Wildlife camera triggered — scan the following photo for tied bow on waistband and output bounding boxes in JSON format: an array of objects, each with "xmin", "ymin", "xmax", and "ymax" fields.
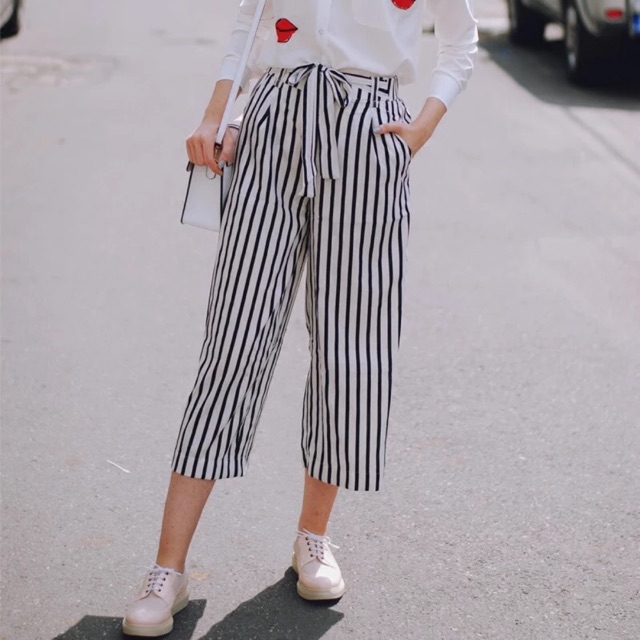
[{"xmin": 285, "ymin": 64, "xmax": 351, "ymax": 198}]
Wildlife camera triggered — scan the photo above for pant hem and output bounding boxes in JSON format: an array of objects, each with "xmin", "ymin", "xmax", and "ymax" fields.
[
  {"xmin": 171, "ymin": 454, "xmax": 248, "ymax": 482},
  {"xmin": 304, "ymin": 464, "xmax": 384, "ymax": 492}
]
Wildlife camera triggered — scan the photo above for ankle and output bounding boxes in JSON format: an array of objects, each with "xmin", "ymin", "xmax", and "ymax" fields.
[
  {"xmin": 155, "ymin": 558, "xmax": 186, "ymax": 574},
  {"xmin": 297, "ymin": 524, "xmax": 328, "ymax": 537}
]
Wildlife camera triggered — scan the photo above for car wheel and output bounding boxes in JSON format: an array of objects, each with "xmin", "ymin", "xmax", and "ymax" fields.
[
  {"xmin": 508, "ymin": 0, "xmax": 547, "ymax": 46},
  {"xmin": 564, "ymin": 0, "xmax": 598, "ymax": 83},
  {"xmin": 0, "ymin": 0, "xmax": 20, "ymax": 40}
]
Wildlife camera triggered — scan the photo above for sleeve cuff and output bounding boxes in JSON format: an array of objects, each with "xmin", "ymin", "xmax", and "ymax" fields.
[{"xmin": 427, "ymin": 71, "xmax": 462, "ymax": 110}]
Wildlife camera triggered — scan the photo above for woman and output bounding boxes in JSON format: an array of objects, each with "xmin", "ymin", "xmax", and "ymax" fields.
[{"xmin": 123, "ymin": 0, "xmax": 477, "ymax": 636}]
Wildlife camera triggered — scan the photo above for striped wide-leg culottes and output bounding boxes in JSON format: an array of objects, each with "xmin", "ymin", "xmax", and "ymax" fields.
[{"xmin": 172, "ymin": 65, "xmax": 411, "ymax": 491}]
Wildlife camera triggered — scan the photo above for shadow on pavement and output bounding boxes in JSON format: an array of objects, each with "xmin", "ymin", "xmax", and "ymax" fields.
[
  {"xmin": 479, "ymin": 30, "xmax": 640, "ymax": 110},
  {"xmin": 200, "ymin": 569, "xmax": 343, "ymax": 640},
  {"xmin": 53, "ymin": 599, "xmax": 207, "ymax": 639},
  {"xmin": 53, "ymin": 570, "xmax": 343, "ymax": 640}
]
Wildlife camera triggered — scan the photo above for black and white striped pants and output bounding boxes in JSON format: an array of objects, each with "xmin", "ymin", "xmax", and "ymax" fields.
[{"xmin": 173, "ymin": 65, "xmax": 411, "ymax": 491}]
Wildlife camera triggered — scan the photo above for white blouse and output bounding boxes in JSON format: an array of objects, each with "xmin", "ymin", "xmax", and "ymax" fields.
[{"xmin": 218, "ymin": 0, "xmax": 478, "ymax": 109}]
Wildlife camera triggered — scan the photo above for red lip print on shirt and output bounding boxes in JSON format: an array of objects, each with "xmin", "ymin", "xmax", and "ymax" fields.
[
  {"xmin": 391, "ymin": 0, "xmax": 416, "ymax": 8},
  {"xmin": 275, "ymin": 18, "xmax": 298, "ymax": 43}
]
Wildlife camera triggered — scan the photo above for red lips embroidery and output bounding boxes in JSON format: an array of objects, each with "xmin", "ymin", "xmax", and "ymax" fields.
[
  {"xmin": 275, "ymin": 18, "xmax": 298, "ymax": 43},
  {"xmin": 392, "ymin": 0, "xmax": 416, "ymax": 8}
]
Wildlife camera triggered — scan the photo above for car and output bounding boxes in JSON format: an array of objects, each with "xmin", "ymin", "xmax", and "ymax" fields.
[
  {"xmin": 0, "ymin": 0, "xmax": 21, "ymax": 39},
  {"xmin": 507, "ymin": 0, "xmax": 640, "ymax": 83}
]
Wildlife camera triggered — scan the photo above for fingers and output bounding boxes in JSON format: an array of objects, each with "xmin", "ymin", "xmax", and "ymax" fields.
[
  {"xmin": 201, "ymin": 136, "xmax": 222, "ymax": 176},
  {"xmin": 185, "ymin": 135, "xmax": 206, "ymax": 167},
  {"xmin": 376, "ymin": 121, "xmax": 404, "ymax": 136},
  {"xmin": 185, "ymin": 124, "xmax": 221, "ymax": 175},
  {"xmin": 218, "ymin": 128, "xmax": 240, "ymax": 165},
  {"xmin": 376, "ymin": 121, "xmax": 419, "ymax": 157}
]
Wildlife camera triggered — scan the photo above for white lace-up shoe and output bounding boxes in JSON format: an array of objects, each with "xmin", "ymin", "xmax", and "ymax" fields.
[
  {"xmin": 292, "ymin": 529, "xmax": 345, "ymax": 601},
  {"xmin": 123, "ymin": 565, "xmax": 189, "ymax": 637}
]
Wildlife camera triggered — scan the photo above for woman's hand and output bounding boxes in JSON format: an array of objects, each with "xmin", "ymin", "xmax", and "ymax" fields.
[
  {"xmin": 186, "ymin": 119, "xmax": 240, "ymax": 176},
  {"xmin": 377, "ymin": 121, "xmax": 431, "ymax": 157},
  {"xmin": 377, "ymin": 97, "xmax": 448, "ymax": 158},
  {"xmin": 185, "ymin": 79, "xmax": 239, "ymax": 176}
]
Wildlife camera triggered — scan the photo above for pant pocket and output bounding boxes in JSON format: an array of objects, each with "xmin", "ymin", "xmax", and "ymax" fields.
[{"xmin": 373, "ymin": 99, "xmax": 413, "ymax": 164}]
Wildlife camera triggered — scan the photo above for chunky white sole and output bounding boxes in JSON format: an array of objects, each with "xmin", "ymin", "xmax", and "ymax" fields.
[
  {"xmin": 122, "ymin": 590, "xmax": 189, "ymax": 637},
  {"xmin": 291, "ymin": 554, "xmax": 346, "ymax": 601}
]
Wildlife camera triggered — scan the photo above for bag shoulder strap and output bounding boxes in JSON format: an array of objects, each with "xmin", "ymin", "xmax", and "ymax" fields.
[{"xmin": 215, "ymin": 0, "xmax": 268, "ymax": 145}]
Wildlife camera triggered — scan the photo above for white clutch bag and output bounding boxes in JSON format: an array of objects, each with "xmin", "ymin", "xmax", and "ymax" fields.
[
  {"xmin": 180, "ymin": 0, "xmax": 266, "ymax": 232},
  {"xmin": 181, "ymin": 161, "xmax": 233, "ymax": 232}
]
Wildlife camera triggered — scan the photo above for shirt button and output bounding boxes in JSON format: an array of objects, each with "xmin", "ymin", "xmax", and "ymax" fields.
[{"xmin": 318, "ymin": 28, "xmax": 324, "ymax": 35}]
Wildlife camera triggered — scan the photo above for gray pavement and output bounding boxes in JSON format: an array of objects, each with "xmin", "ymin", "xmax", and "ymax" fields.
[{"xmin": 2, "ymin": 1, "xmax": 639, "ymax": 639}]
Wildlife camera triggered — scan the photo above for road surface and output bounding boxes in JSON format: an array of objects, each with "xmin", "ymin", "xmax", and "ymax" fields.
[{"xmin": 2, "ymin": 1, "xmax": 639, "ymax": 639}]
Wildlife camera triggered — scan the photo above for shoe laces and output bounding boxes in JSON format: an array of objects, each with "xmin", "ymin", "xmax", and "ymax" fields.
[
  {"xmin": 297, "ymin": 529, "xmax": 338, "ymax": 562},
  {"xmin": 143, "ymin": 564, "xmax": 181, "ymax": 595}
]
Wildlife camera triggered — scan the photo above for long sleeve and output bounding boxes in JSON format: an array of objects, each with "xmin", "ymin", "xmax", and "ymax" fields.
[
  {"xmin": 217, "ymin": 0, "xmax": 274, "ymax": 93},
  {"xmin": 426, "ymin": 0, "xmax": 478, "ymax": 109}
]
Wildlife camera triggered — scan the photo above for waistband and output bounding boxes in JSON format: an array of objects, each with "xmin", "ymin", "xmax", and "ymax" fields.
[
  {"xmin": 268, "ymin": 65, "xmax": 399, "ymax": 104},
  {"xmin": 263, "ymin": 64, "xmax": 400, "ymax": 198}
]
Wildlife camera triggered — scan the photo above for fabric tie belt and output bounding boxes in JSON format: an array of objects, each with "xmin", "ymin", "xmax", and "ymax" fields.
[{"xmin": 284, "ymin": 64, "xmax": 351, "ymax": 198}]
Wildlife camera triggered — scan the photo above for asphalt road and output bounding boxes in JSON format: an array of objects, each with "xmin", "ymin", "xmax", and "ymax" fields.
[{"xmin": 2, "ymin": 1, "xmax": 639, "ymax": 639}]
